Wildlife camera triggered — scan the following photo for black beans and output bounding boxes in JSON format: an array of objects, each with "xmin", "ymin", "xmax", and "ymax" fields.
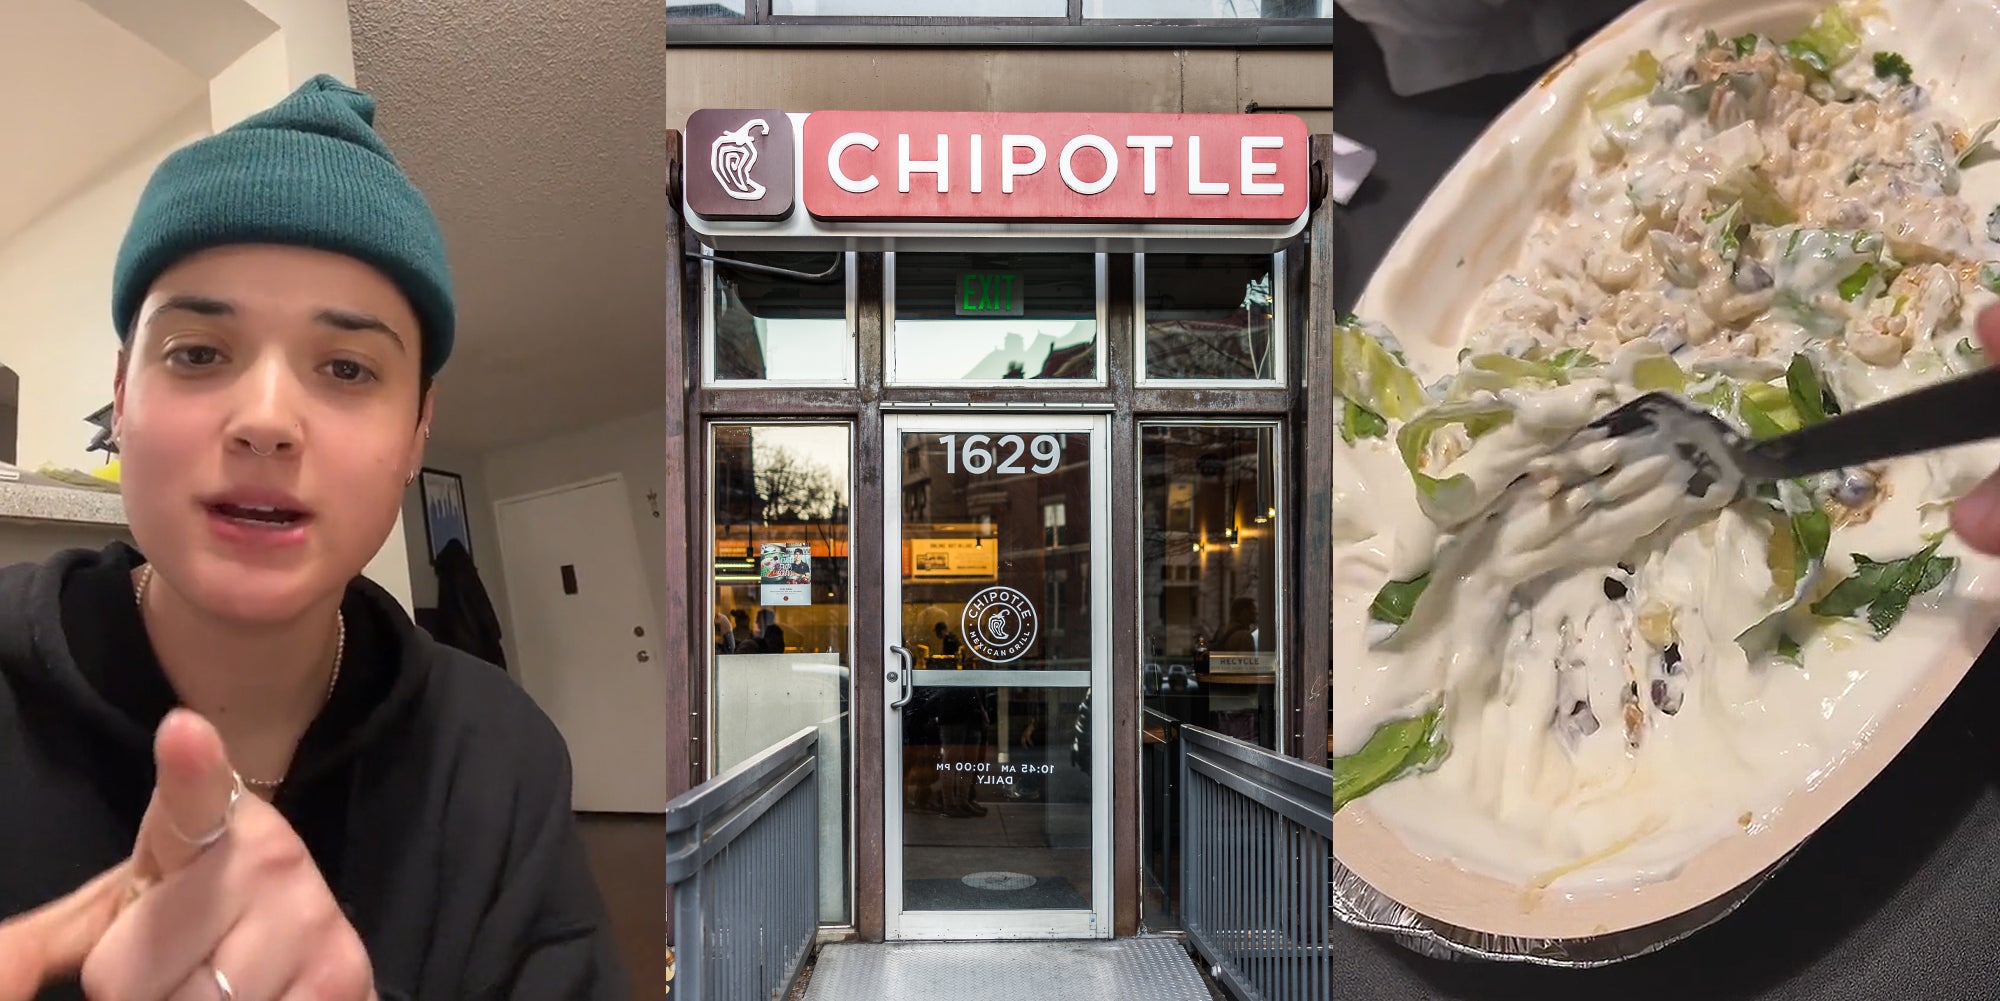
[
  {"xmin": 1732, "ymin": 256, "xmax": 1774, "ymax": 292},
  {"xmin": 1603, "ymin": 576, "xmax": 1629, "ymax": 600},
  {"xmin": 1650, "ymin": 678, "xmax": 1684, "ymax": 715}
]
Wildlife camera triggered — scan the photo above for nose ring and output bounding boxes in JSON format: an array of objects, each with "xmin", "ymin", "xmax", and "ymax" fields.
[{"xmin": 249, "ymin": 443, "xmax": 276, "ymax": 457}]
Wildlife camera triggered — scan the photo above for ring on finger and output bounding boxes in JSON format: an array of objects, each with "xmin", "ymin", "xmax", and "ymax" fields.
[
  {"xmin": 167, "ymin": 772, "xmax": 244, "ymax": 849},
  {"xmin": 211, "ymin": 965, "xmax": 235, "ymax": 1001}
]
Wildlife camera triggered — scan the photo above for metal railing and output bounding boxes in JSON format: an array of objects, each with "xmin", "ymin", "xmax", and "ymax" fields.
[
  {"xmin": 665, "ymin": 727, "xmax": 820, "ymax": 1001},
  {"xmin": 1179, "ymin": 725, "xmax": 1333, "ymax": 1001}
]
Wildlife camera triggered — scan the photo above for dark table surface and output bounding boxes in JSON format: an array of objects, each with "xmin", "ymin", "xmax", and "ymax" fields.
[{"xmin": 1331, "ymin": 11, "xmax": 2000, "ymax": 1000}]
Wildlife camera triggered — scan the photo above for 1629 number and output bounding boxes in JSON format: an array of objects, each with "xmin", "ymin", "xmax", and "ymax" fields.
[{"xmin": 941, "ymin": 434, "xmax": 1063, "ymax": 476}]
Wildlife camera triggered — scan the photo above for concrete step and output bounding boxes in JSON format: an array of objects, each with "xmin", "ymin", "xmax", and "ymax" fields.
[{"xmin": 802, "ymin": 938, "xmax": 1212, "ymax": 1001}]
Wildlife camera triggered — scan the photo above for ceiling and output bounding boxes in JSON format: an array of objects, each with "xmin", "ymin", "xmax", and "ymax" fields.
[
  {"xmin": 348, "ymin": 0, "xmax": 667, "ymax": 452},
  {"xmin": 0, "ymin": 0, "xmax": 207, "ymax": 245}
]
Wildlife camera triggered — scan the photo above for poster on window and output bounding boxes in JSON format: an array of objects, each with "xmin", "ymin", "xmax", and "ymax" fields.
[
  {"xmin": 908, "ymin": 537, "xmax": 999, "ymax": 581},
  {"xmin": 759, "ymin": 542, "xmax": 813, "ymax": 605}
]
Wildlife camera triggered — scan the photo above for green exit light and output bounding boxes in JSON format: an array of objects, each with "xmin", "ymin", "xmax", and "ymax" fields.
[{"xmin": 956, "ymin": 273, "xmax": 1025, "ymax": 317}]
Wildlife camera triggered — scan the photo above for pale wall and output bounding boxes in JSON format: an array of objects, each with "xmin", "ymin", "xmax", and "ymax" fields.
[
  {"xmin": 664, "ymin": 47, "xmax": 1332, "ymax": 133},
  {"xmin": 0, "ymin": 101, "xmax": 207, "ymax": 475}
]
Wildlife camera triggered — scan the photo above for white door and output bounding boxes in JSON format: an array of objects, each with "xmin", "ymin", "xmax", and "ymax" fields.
[
  {"xmin": 494, "ymin": 475, "xmax": 667, "ymax": 813},
  {"xmin": 883, "ymin": 413, "xmax": 1112, "ymax": 941}
]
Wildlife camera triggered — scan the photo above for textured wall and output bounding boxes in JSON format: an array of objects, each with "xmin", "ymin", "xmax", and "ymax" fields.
[
  {"xmin": 349, "ymin": 0, "xmax": 669, "ymax": 452},
  {"xmin": 665, "ymin": 47, "xmax": 1332, "ymax": 133}
]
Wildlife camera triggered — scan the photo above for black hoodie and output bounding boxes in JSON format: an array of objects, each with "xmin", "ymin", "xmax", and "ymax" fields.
[{"xmin": 0, "ymin": 544, "xmax": 630, "ymax": 1000}]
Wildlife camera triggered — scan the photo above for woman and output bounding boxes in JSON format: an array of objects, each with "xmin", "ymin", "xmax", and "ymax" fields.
[
  {"xmin": 0, "ymin": 77, "xmax": 626, "ymax": 999},
  {"xmin": 1954, "ymin": 304, "xmax": 2000, "ymax": 555}
]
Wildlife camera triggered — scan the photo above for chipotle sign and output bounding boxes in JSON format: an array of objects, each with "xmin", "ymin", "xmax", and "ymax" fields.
[
  {"xmin": 684, "ymin": 110, "xmax": 1310, "ymax": 226},
  {"xmin": 801, "ymin": 111, "xmax": 1307, "ymax": 223}
]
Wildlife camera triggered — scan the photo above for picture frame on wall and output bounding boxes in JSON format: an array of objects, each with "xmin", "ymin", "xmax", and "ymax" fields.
[{"xmin": 419, "ymin": 467, "xmax": 472, "ymax": 565}]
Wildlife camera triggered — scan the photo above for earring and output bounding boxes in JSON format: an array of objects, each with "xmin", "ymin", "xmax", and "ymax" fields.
[{"xmin": 406, "ymin": 471, "xmax": 416, "ymax": 486}]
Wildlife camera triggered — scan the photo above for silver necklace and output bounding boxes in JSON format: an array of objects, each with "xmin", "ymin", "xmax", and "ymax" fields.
[{"xmin": 132, "ymin": 562, "xmax": 344, "ymax": 791}]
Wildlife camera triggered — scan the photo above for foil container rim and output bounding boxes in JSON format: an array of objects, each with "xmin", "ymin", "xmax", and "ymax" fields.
[{"xmin": 1331, "ymin": 845, "xmax": 1804, "ymax": 967}]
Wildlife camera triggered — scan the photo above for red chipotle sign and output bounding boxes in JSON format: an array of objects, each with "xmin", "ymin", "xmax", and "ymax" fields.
[{"xmin": 793, "ymin": 111, "xmax": 1310, "ymax": 224}]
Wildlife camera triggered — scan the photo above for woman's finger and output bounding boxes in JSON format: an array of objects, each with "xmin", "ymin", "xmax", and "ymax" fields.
[
  {"xmin": 1951, "ymin": 469, "xmax": 2000, "ymax": 555},
  {"xmin": 134, "ymin": 709, "xmax": 242, "ymax": 881},
  {"xmin": 0, "ymin": 862, "xmax": 134, "ymax": 1001},
  {"xmin": 80, "ymin": 804, "xmax": 279, "ymax": 1001},
  {"xmin": 164, "ymin": 963, "xmax": 236, "ymax": 1001},
  {"xmin": 1977, "ymin": 301, "xmax": 2000, "ymax": 357},
  {"xmin": 172, "ymin": 867, "xmax": 330, "ymax": 1001}
]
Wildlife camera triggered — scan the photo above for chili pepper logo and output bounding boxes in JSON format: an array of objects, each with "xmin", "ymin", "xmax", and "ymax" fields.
[{"xmin": 710, "ymin": 119, "xmax": 770, "ymax": 201}]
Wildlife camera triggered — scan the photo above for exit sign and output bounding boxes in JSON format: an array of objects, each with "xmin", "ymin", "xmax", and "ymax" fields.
[{"xmin": 957, "ymin": 273, "xmax": 1024, "ymax": 316}]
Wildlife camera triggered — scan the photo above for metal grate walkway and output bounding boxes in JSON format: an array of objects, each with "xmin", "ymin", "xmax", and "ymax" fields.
[{"xmin": 802, "ymin": 938, "xmax": 1213, "ymax": 1001}]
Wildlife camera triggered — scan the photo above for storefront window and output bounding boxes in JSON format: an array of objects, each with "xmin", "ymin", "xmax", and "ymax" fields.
[
  {"xmin": 704, "ymin": 250, "xmax": 854, "ymax": 384},
  {"xmin": 1086, "ymin": 0, "xmax": 1332, "ymax": 15},
  {"xmin": 708, "ymin": 422, "xmax": 854, "ymax": 923},
  {"xmin": 1138, "ymin": 253, "xmax": 1281, "ymax": 383},
  {"xmin": 773, "ymin": 0, "xmax": 1066, "ymax": 14},
  {"xmin": 668, "ymin": 0, "xmax": 748, "ymax": 17},
  {"xmin": 1137, "ymin": 422, "xmax": 1281, "ymax": 929},
  {"xmin": 888, "ymin": 252, "xmax": 1103, "ymax": 385}
]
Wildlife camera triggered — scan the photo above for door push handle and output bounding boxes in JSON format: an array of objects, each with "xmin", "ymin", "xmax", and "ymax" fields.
[{"xmin": 889, "ymin": 645, "xmax": 914, "ymax": 710}]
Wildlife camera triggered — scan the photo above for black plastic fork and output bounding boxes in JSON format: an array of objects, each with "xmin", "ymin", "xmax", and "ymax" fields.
[{"xmin": 1589, "ymin": 366, "xmax": 2000, "ymax": 491}]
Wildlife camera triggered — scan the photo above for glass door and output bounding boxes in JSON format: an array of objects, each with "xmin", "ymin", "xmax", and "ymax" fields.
[{"xmin": 882, "ymin": 413, "xmax": 1111, "ymax": 940}]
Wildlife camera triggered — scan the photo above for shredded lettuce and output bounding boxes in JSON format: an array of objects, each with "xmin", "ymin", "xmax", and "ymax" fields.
[
  {"xmin": 1837, "ymin": 261, "xmax": 1879, "ymax": 301},
  {"xmin": 1957, "ymin": 337, "xmax": 1989, "ymax": 367},
  {"xmin": 1447, "ymin": 351, "xmax": 1596, "ymax": 398},
  {"xmin": 1341, "ymin": 400, "xmax": 1389, "ymax": 443},
  {"xmin": 1740, "ymin": 493, "xmax": 1832, "ymax": 655},
  {"xmin": 1696, "ymin": 378, "xmax": 1797, "ymax": 438},
  {"xmin": 1712, "ymin": 168, "xmax": 1796, "ymax": 226},
  {"xmin": 1333, "ymin": 706, "xmax": 1450, "ymax": 814},
  {"xmin": 1810, "ymin": 539, "xmax": 1958, "ymax": 636},
  {"xmin": 1332, "ymin": 323, "xmax": 1428, "ymax": 421},
  {"xmin": 1548, "ymin": 347, "xmax": 1603, "ymax": 371},
  {"xmin": 1631, "ymin": 353, "xmax": 1689, "ymax": 393},
  {"xmin": 1587, "ymin": 50, "xmax": 1661, "ymax": 118},
  {"xmin": 1785, "ymin": 353, "xmax": 1839, "ymax": 424},
  {"xmin": 1396, "ymin": 399, "xmax": 1516, "ymax": 521},
  {"xmin": 1872, "ymin": 51, "xmax": 1912, "ymax": 84},
  {"xmin": 1959, "ymin": 119, "xmax": 2000, "ymax": 169},
  {"xmin": 1369, "ymin": 574, "xmax": 1432, "ymax": 628},
  {"xmin": 1783, "ymin": 5, "xmax": 1863, "ymax": 75}
]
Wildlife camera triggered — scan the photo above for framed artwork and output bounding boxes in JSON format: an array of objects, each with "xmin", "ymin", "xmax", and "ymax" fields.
[{"xmin": 419, "ymin": 468, "xmax": 472, "ymax": 564}]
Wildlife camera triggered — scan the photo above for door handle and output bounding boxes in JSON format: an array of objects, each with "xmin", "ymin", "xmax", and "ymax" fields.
[{"xmin": 889, "ymin": 645, "xmax": 914, "ymax": 710}]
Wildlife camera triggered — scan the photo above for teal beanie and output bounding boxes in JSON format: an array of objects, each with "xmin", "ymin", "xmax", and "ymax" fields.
[{"xmin": 112, "ymin": 74, "xmax": 454, "ymax": 377}]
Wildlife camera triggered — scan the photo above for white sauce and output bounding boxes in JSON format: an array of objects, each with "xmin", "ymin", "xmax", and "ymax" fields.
[{"xmin": 1335, "ymin": 6, "xmax": 2000, "ymax": 894}]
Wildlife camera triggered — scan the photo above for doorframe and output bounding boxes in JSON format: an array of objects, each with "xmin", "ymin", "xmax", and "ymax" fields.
[
  {"xmin": 490, "ymin": 471, "xmax": 666, "ymax": 811},
  {"xmin": 880, "ymin": 411, "xmax": 1115, "ymax": 941},
  {"xmin": 491, "ymin": 471, "xmax": 666, "ymax": 669}
]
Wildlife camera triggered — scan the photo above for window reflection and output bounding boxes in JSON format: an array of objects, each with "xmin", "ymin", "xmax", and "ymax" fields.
[
  {"xmin": 774, "ymin": 0, "xmax": 1067, "ymax": 14},
  {"xmin": 707, "ymin": 251, "xmax": 852, "ymax": 383},
  {"xmin": 1138, "ymin": 423, "xmax": 1281, "ymax": 930},
  {"xmin": 668, "ymin": 0, "xmax": 748, "ymax": 18},
  {"xmin": 1086, "ymin": 0, "xmax": 1331, "ymax": 16},
  {"xmin": 1141, "ymin": 253, "xmax": 1278, "ymax": 382},
  {"xmin": 709, "ymin": 423, "xmax": 853, "ymax": 923},
  {"xmin": 891, "ymin": 253, "xmax": 1100, "ymax": 383}
]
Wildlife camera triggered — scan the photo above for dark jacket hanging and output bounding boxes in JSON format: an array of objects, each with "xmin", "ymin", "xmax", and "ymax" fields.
[{"xmin": 433, "ymin": 538, "xmax": 507, "ymax": 669}]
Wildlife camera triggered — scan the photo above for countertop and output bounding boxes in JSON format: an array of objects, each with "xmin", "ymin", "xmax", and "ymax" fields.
[
  {"xmin": 0, "ymin": 475, "xmax": 126, "ymax": 528},
  {"xmin": 1332, "ymin": 10, "xmax": 2000, "ymax": 1000}
]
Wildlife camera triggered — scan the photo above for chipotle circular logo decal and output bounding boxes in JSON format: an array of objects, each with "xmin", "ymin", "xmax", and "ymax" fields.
[{"xmin": 962, "ymin": 587, "xmax": 1038, "ymax": 664}]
